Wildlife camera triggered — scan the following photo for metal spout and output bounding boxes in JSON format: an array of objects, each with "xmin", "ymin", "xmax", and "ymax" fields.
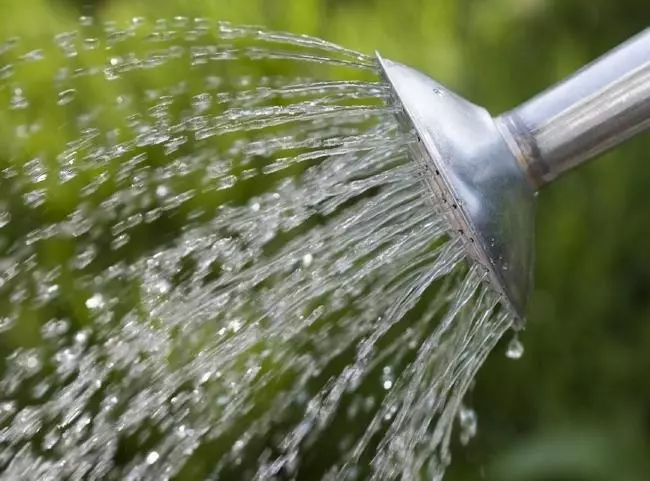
[
  {"xmin": 500, "ymin": 29, "xmax": 650, "ymax": 188},
  {"xmin": 377, "ymin": 28, "xmax": 650, "ymax": 321}
]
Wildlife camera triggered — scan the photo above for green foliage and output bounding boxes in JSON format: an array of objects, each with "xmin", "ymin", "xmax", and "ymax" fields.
[{"xmin": 2, "ymin": 0, "xmax": 650, "ymax": 479}]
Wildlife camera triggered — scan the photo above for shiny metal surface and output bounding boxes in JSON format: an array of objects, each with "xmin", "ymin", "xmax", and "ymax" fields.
[
  {"xmin": 377, "ymin": 28, "xmax": 650, "ymax": 322},
  {"xmin": 501, "ymin": 28, "xmax": 650, "ymax": 187},
  {"xmin": 376, "ymin": 54, "xmax": 536, "ymax": 323}
]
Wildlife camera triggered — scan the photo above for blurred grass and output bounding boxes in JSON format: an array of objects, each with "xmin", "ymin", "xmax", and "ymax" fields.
[{"xmin": 2, "ymin": 0, "xmax": 650, "ymax": 479}]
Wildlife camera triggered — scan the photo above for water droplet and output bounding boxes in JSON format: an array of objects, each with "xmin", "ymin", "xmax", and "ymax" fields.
[
  {"xmin": 146, "ymin": 451, "xmax": 159, "ymax": 464},
  {"xmin": 42, "ymin": 318, "xmax": 70, "ymax": 339},
  {"xmin": 302, "ymin": 253, "xmax": 313, "ymax": 268},
  {"xmin": 43, "ymin": 429, "xmax": 60, "ymax": 450},
  {"xmin": 85, "ymin": 293, "xmax": 105, "ymax": 310},
  {"xmin": 0, "ymin": 64, "xmax": 13, "ymax": 80},
  {"xmin": 217, "ymin": 175, "xmax": 237, "ymax": 190},
  {"xmin": 15, "ymin": 349, "xmax": 42, "ymax": 375},
  {"xmin": 83, "ymin": 38, "xmax": 99, "ymax": 50},
  {"xmin": 0, "ymin": 401, "xmax": 16, "ymax": 421},
  {"xmin": 22, "ymin": 49, "xmax": 44, "ymax": 62},
  {"xmin": 0, "ymin": 209, "xmax": 11, "ymax": 228},
  {"xmin": 156, "ymin": 184, "xmax": 170, "ymax": 198},
  {"xmin": 57, "ymin": 89, "xmax": 76, "ymax": 106},
  {"xmin": 458, "ymin": 404, "xmax": 477, "ymax": 445},
  {"xmin": 10, "ymin": 87, "xmax": 28, "ymax": 110},
  {"xmin": 192, "ymin": 93, "xmax": 212, "ymax": 112},
  {"xmin": 506, "ymin": 335, "xmax": 524, "ymax": 360},
  {"xmin": 383, "ymin": 404, "xmax": 398, "ymax": 421},
  {"xmin": 104, "ymin": 67, "xmax": 119, "ymax": 81},
  {"xmin": 25, "ymin": 158, "xmax": 47, "ymax": 183},
  {"xmin": 228, "ymin": 319, "xmax": 242, "ymax": 333},
  {"xmin": 381, "ymin": 365, "xmax": 395, "ymax": 390},
  {"xmin": 24, "ymin": 189, "xmax": 47, "ymax": 208},
  {"xmin": 79, "ymin": 15, "xmax": 93, "ymax": 27}
]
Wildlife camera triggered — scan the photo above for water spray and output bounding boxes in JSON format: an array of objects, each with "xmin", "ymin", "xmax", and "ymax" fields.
[{"xmin": 378, "ymin": 28, "xmax": 650, "ymax": 321}]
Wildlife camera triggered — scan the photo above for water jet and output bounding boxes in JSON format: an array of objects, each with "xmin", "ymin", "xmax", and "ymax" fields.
[{"xmin": 1, "ymin": 13, "xmax": 647, "ymax": 480}]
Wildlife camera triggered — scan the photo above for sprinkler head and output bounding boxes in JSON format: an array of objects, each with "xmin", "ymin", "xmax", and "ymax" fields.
[
  {"xmin": 377, "ymin": 28, "xmax": 650, "ymax": 322},
  {"xmin": 376, "ymin": 54, "xmax": 536, "ymax": 323}
]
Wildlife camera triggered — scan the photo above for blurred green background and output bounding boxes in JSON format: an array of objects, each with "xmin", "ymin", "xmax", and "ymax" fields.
[{"xmin": 3, "ymin": 0, "xmax": 650, "ymax": 479}]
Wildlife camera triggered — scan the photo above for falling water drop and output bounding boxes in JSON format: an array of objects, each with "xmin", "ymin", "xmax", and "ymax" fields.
[
  {"xmin": 0, "ymin": 317, "xmax": 16, "ymax": 333},
  {"xmin": 458, "ymin": 404, "xmax": 477, "ymax": 445},
  {"xmin": 57, "ymin": 89, "xmax": 76, "ymax": 106},
  {"xmin": 301, "ymin": 253, "xmax": 313, "ymax": 268},
  {"xmin": 0, "ymin": 209, "xmax": 11, "ymax": 228},
  {"xmin": 10, "ymin": 87, "xmax": 28, "ymax": 109},
  {"xmin": 79, "ymin": 15, "xmax": 94, "ymax": 27},
  {"xmin": 156, "ymin": 184, "xmax": 170, "ymax": 198},
  {"xmin": 85, "ymin": 293, "xmax": 105, "ymax": 310},
  {"xmin": 146, "ymin": 451, "xmax": 160, "ymax": 464},
  {"xmin": 0, "ymin": 64, "xmax": 13, "ymax": 80},
  {"xmin": 381, "ymin": 365, "xmax": 394, "ymax": 390},
  {"xmin": 83, "ymin": 38, "xmax": 99, "ymax": 50},
  {"xmin": 506, "ymin": 334, "xmax": 524, "ymax": 360}
]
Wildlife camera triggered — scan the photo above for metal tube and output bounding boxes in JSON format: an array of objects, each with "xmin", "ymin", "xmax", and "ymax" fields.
[{"xmin": 499, "ymin": 28, "xmax": 650, "ymax": 188}]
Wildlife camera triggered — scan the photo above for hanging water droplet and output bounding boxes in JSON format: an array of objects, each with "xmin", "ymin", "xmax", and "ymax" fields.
[
  {"xmin": 458, "ymin": 404, "xmax": 477, "ymax": 445},
  {"xmin": 506, "ymin": 335, "xmax": 524, "ymax": 360}
]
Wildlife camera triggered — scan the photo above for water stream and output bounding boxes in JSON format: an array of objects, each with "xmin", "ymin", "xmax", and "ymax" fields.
[{"xmin": 0, "ymin": 17, "xmax": 515, "ymax": 480}]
